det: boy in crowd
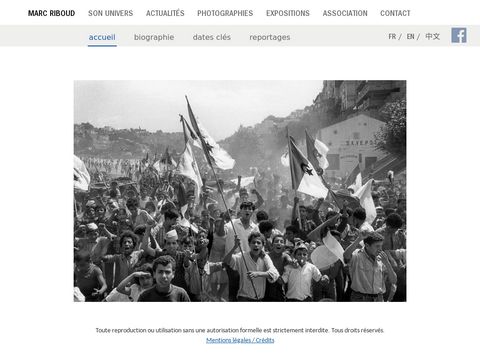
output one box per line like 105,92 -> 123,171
258,220 -> 275,252
224,201 -> 259,301
291,197 -> 317,240
264,235 -> 292,301
74,251 -> 108,302
351,207 -> 374,233
376,213 -> 406,251
126,197 -> 155,228
224,232 -> 279,301
182,235 -> 208,301
151,208 -> 180,248
74,222 -> 101,254
92,230 -> 145,287
141,228 -> 191,292
344,231 -> 397,302
284,225 -> 299,254
105,264 -> 154,302
280,243 -> 329,302
137,256 -> 190,302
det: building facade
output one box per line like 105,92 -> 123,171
320,114 -> 386,178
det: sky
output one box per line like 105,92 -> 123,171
74,80 -> 323,140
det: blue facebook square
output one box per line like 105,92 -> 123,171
451,28 -> 467,43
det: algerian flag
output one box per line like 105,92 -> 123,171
348,171 -> 362,193
305,130 -> 329,171
176,141 -> 203,202
354,179 -> 376,224
346,164 -> 361,192
181,114 -> 203,150
314,139 -> 330,170
186,97 -> 235,170
74,155 -> 90,191
288,136 -> 329,199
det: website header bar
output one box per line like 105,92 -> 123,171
0,25 -> 477,46
1,1 -> 479,25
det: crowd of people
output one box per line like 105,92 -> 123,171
74,159 -> 406,302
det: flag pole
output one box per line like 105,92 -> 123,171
319,172 -> 342,210
185,96 -> 259,300
286,127 -> 302,229
74,197 -> 78,219
179,114 -> 189,148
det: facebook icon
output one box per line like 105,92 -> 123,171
451,28 -> 467,43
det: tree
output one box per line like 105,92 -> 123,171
375,99 -> 406,156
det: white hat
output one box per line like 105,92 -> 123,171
86,223 -> 98,231
165,229 -> 178,241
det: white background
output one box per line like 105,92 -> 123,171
0,25 -> 479,360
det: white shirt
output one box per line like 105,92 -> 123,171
229,252 -> 279,299
224,218 -> 259,255
282,263 -> 322,300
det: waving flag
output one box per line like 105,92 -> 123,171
176,141 -> 203,202
323,231 -> 345,264
347,164 -> 362,193
186,97 -> 235,170
352,172 -> 363,193
180,114 -> 202,150
354,179 -> 376,224
177,180 -> 189,216
311,231 -> 344,270
288,136 -> 328,198
305,130 -> 329,171
74,155 -> 90,191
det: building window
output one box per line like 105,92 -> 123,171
327,154 -> 340,170
353,132 -> 360,139
365,156 -> 377,169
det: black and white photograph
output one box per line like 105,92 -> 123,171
73,80 -> 407,302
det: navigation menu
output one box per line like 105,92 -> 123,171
0,25 -> 477,46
